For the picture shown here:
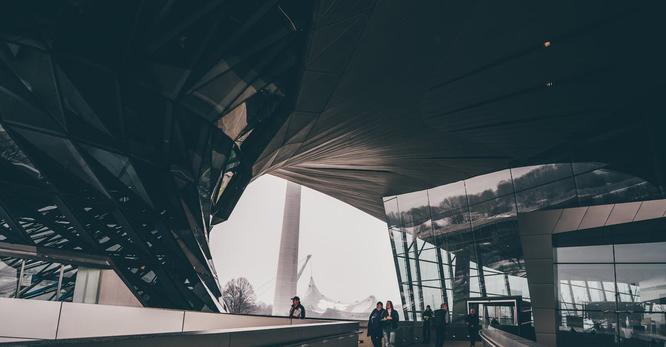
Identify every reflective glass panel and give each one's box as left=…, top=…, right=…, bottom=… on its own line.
left=428, top=181, right=467, bottom=220
left=555, top=245, right=614, bottom=263
left=465, top=169, right=513, bottom=205
left=419, top=260, right=440, bottom=281
left=422, top=285, right=443, bottom=309
left=516, top=177, right=577, bottom=213
left=614, top=242, right=666, bottom=263
left=557, top=310, right=618, bottom=346
left=0, top=257, right=18, bottom=298
left=615, top=264, right=666, bottom=312
left=397, top=190, right=430, bottom=228
left=617, top=312, right=666, bottom=346
left=575, top=169, right=659, bottom=206
left=557, top=264, right=616, bottom=310
left=511, top=164, right=572, bottom=192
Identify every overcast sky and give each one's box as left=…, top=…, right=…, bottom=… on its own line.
left=210, top=174, right=400, bottom=306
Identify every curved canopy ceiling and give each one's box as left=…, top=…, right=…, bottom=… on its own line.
left=254, top=0, right=666, bottom=219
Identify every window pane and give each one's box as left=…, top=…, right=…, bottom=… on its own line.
left=615, top=264, right=666, bottom=312
left=516, top=177, right=577, bottom=213
left=419, top=260, right=439, bottom=281
left=465, top=169, right=513, bottom=205
left=428, top=181, right=467, bottom=220
left=575, top=169, right=659, bottom=206
left=557, top=264, right=616, bottom=310
left=0, top=257, right=18, bottom=298
left=614, top=242, right=666, bottom=263
left=383, top=197, right=400, bottom=228
left=391, top=228, right=405, bottom=256
left=617, top=312, right=666, bottom=346
left=419, top=246, right=437, bottom=263
left=397, top=256, right=408, bottom=282
left=422, top=285, right=443, bottom=309
left=432, top=210, right=470, bottom=239
left=557, top=310, right=617, bottom=346
left=511, top=164, right=572, bottom=192
left=555, top=245, right=614, bottom=263
left=397, top=190, right=430, bottom=228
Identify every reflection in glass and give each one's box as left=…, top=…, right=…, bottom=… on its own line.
left=516, top=177, right=577, bottom=213
left=422, top=285, right=443, bottom=309
left=465, top=170, right=513, bottom=205
left=617, top=312, right=666, bottom=346
left=556, top=245, right=614, bottom=263
left=428, top=181, right=467, bottom=220
left=614, top=242, right=666, bottom=263
left=557, top=310, right=618, bottom=347
left=511, top=164, right=572, bottom=192
left=557, top=264, right=616, bottom=310
left=397, top=190, right=430, bottom=228
left=615, top=264, right=666, bottom=312
left=0, top=257, right=18, bottom=298
left=383, top=197, right=401, bottom=228
left=384, top=161, right=664, bottom=331
left=576, top=169, right=659, bottom=206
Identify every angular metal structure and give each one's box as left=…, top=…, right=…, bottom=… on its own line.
left=2, top=0, right=666, bottom=323
left=0, top=0, right=313, bottom=311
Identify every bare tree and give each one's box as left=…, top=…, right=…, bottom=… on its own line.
left=222, top=277, right=257, bottom=314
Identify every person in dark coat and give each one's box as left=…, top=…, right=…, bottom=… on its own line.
left=367, top=301, right=385, bottom=347
left=381, top=300, right=400, bottom=347
left=289, top=296, right=305, bottom=319
left=465, top=308, right=480, bottom=346
left=422, top=305, right=433, bottom=344
left=433, top=303, right=450, bottom=347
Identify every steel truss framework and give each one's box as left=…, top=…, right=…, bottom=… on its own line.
left=0, top=0, right=312, bottom=311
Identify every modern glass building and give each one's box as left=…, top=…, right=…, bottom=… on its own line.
left=383, top=162, right=666, bottom=345
left=2, top=0, right=666, bottom=346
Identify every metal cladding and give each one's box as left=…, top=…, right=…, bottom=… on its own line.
left=256, top=0, right=666, bottom=219
left=2, top=0, right=666, bottom=313
left=0, top=1, right=312, bottom=311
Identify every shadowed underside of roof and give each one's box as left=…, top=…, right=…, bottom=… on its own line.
left=255, top=0, right=666, bottom=219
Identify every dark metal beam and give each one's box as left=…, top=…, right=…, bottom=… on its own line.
left=0, top=241, right=113, bottom=268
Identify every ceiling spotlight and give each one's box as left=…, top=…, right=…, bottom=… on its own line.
left=544, top=40, right=552, bottom=48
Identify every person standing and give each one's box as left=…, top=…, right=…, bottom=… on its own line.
left=381, top=300, right=400, bottom=347
left=368, top=301, right=385, bottom=347
left=465, top=307, right=480, bottom=347
left=289, top=296, right=305, bottom=319
left=422, top=305, right=433, bottom=344
left=434, top=303, right=450, bottom=347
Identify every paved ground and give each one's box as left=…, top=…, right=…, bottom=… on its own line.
left=420, top=342, right=471, bottom=347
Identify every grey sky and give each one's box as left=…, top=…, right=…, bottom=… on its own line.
left=210, top=175, right=400, bottom=306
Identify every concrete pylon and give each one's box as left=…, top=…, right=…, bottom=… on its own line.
left=272, top=181, right=301, bottom=316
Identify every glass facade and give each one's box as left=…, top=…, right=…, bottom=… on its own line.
left=555, top=234, right=666, bottom=346
left=0, top=257, right=77, bottom=301
left=383, top=162, right=662, bottom=335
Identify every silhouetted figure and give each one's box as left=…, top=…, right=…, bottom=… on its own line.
left=368, top=302, right=385, bottom=347
left=490, top=317, right=499, bottom=328
left=423, top=305, right=433, bottom=344
left=381, top=300, right=399, bottom=347
left=434, top=303, right=450, bottom=347
left=289, top=296, right=305, bottom=319
left=465, top=308, right=480, bottom=346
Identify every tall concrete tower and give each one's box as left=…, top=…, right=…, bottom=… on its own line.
left=272, top=181, right=301, bottom=316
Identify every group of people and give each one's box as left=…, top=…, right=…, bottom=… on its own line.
left=368, top=302, right=481, bottom=347
left=290, top=294, right=481, bottom=347
left=367, top=300, right=400, bottom=347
